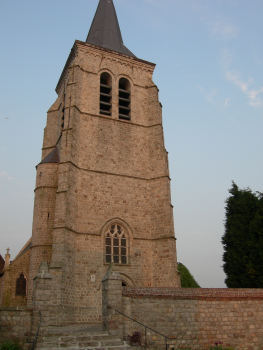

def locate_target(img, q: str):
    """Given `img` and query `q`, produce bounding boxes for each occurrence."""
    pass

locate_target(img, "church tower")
[26,0,180,324]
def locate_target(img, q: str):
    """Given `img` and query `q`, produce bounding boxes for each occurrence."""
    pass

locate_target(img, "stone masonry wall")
[0,307,33,348]
[27,163,58,306]
[1,249,31,307]
[122,287,263,350]
[37,41,180,324]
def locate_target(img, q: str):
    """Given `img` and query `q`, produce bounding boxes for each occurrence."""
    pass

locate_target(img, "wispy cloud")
[207,20,238,40]
[225,98,231,107]
[197,86,218,103]
[226,71,263,107]
[0,171,15,184]
[206,88,218,103]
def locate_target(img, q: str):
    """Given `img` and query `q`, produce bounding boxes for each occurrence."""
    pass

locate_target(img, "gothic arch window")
[16,273,27,296]
[100,72,112,116]
[119,78,131,120]
[105,224,127,264]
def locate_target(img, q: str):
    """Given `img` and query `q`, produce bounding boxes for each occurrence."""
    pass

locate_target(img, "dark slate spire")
[86,0,136,57]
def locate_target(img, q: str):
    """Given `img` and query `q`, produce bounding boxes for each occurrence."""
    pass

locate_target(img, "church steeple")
[86,0,135,57]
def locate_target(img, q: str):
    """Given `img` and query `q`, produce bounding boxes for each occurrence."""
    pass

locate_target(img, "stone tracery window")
[16,273,27,296]
[105,224,127,264]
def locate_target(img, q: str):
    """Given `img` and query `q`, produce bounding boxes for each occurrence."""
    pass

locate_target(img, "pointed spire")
[86,0,136,57]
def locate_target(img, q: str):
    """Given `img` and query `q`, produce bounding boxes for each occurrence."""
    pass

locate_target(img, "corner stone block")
[32,260,53,332]
[102,262,123,336]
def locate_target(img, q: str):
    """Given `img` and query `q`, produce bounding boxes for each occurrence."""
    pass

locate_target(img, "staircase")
[35,324,141,350]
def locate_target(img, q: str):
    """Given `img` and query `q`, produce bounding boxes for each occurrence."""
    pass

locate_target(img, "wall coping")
[123,287,263,301]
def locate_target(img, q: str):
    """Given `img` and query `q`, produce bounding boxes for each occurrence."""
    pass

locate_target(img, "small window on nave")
[105,224,127,264]
[119,78,131,120]
[16,274,27,296]
[100,72,112,116]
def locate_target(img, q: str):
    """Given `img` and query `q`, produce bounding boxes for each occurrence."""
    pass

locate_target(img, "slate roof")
[40,146,60,165]
[86,0,136,57]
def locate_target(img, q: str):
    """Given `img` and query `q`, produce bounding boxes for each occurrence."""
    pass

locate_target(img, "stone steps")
[36,330,141,350]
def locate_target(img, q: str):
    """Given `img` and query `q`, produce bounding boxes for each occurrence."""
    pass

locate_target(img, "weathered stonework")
[0,37,180,325]
[0,307,33,348]
[119,287,263,350]
[0,248,30,307]
[1,3,263,350]
[20,39,180,325]
[102,263,123,336]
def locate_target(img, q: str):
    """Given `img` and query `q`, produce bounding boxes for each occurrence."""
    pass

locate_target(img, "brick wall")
[122,287,263,349]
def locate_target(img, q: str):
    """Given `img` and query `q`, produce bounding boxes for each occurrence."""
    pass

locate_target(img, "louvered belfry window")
[119,78,131,120]
[105,224,127,264]
[16,274,27,296]
[100,72,112,116]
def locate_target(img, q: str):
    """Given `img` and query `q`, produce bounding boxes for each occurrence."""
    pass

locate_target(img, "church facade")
[0,0,180,325]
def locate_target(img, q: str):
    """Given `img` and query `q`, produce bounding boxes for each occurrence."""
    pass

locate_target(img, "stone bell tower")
[27,0,180,325]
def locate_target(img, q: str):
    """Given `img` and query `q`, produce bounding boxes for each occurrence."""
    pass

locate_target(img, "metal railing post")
[115,309,173,350]
[26,311,42,350]
[145,326,147,350]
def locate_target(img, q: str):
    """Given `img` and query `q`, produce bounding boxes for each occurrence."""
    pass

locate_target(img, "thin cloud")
[226,71,263,107]
[0,172,14,181]
[207,20,238,40]
[206,88,218,103]
[197,86,218,103]
[225,98,231,107]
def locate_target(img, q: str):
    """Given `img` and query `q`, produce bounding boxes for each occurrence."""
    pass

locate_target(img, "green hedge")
[177,262,201,288]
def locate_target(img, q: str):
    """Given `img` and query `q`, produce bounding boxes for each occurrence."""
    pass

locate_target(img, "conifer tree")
[222,182,263,287]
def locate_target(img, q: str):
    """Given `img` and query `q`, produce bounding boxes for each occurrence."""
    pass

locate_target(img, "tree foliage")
[177,262,201,288]
[222,182,263,288]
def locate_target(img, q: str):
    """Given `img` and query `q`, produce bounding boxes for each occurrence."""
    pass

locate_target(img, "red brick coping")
[122,287,263,301]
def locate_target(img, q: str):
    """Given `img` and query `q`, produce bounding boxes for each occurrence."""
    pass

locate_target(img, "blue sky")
[0,0,262,287]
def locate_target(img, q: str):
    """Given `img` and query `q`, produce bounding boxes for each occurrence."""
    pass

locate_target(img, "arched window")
[16,274,27,296]
[119,78,131,120]
[100,72,112,116]
[105,224,127,264]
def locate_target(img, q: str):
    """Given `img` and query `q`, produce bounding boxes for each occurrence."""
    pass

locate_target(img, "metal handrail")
[115,309,173,350]
[26,311,42,350]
